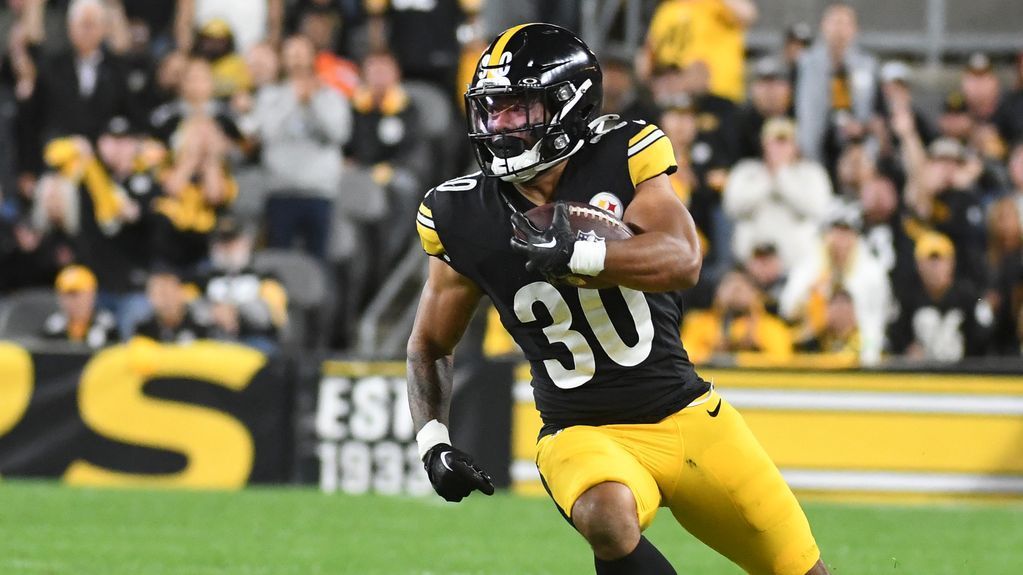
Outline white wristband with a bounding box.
[416,419,451,460]
[568,240,607,277]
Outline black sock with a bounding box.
[594,536,677,575]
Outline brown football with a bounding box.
[513,201,633,289]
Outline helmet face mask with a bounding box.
[467,87,549,158]
[464,24,603,184]
[466,84,570,182]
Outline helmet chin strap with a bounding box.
[490,140,542,182]
[492,138,585,183]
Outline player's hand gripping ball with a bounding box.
[510,201,633,289]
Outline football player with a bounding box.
[407,23,830,575]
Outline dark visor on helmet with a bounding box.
[466,86,549,159]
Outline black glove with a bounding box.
[423,443,495,502]
[510,202,575,281]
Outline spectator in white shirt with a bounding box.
[779,202,892,366]
[724,117,833,272]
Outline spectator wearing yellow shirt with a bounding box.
[795,289,861,364]
[191,18,253,99]
[681,269,794,364]
[644,0,758,102]
[779,202,891,366]
[152,116,238,269]
[42,118,165,335]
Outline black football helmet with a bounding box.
[465,23,603,183]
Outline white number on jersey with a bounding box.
[513,282,654,389]
[434,173,481,192]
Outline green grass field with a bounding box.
[0,481,1021,574]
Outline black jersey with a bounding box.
[887,280,993,361]
[417,120,710,435]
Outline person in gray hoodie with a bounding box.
[255,34,350,259]
[795,4,877,168]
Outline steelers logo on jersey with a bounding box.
[589,192,624,219]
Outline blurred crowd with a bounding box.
[634,2,1023,366]
[1,0,1022,366]
[0,0,482,353]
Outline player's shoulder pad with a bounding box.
[586,114,631,144]
[622,120,677,188]
[417,172,483,258]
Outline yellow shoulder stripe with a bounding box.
[419,203,433,218]
[628,134,677,187]
[628,124,658,147]
[417,221,444,257]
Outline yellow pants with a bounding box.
[535,391,820,575]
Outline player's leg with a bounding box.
[572,482,677,573]
[663,393,826,575]
[571,482,640,559]
[536,426,676,574]
[805,559,830,574]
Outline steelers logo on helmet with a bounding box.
[465,23,604,184]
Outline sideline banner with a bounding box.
[306,358,514,495]
[310,361,432,496]
[512,366,1023,499]
[0,340,291,488]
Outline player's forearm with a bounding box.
[405,347,454,432]
[600,232,702,292]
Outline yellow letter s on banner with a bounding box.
[64,340,266,489]
[0,343,34,480]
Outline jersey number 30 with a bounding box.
[513,282,654,389]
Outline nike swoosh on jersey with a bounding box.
[707,399,722,417]
[532,238,557,248]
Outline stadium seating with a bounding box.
[0,288,59,339]
[253,249,330,351]
[404,80,459,184]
